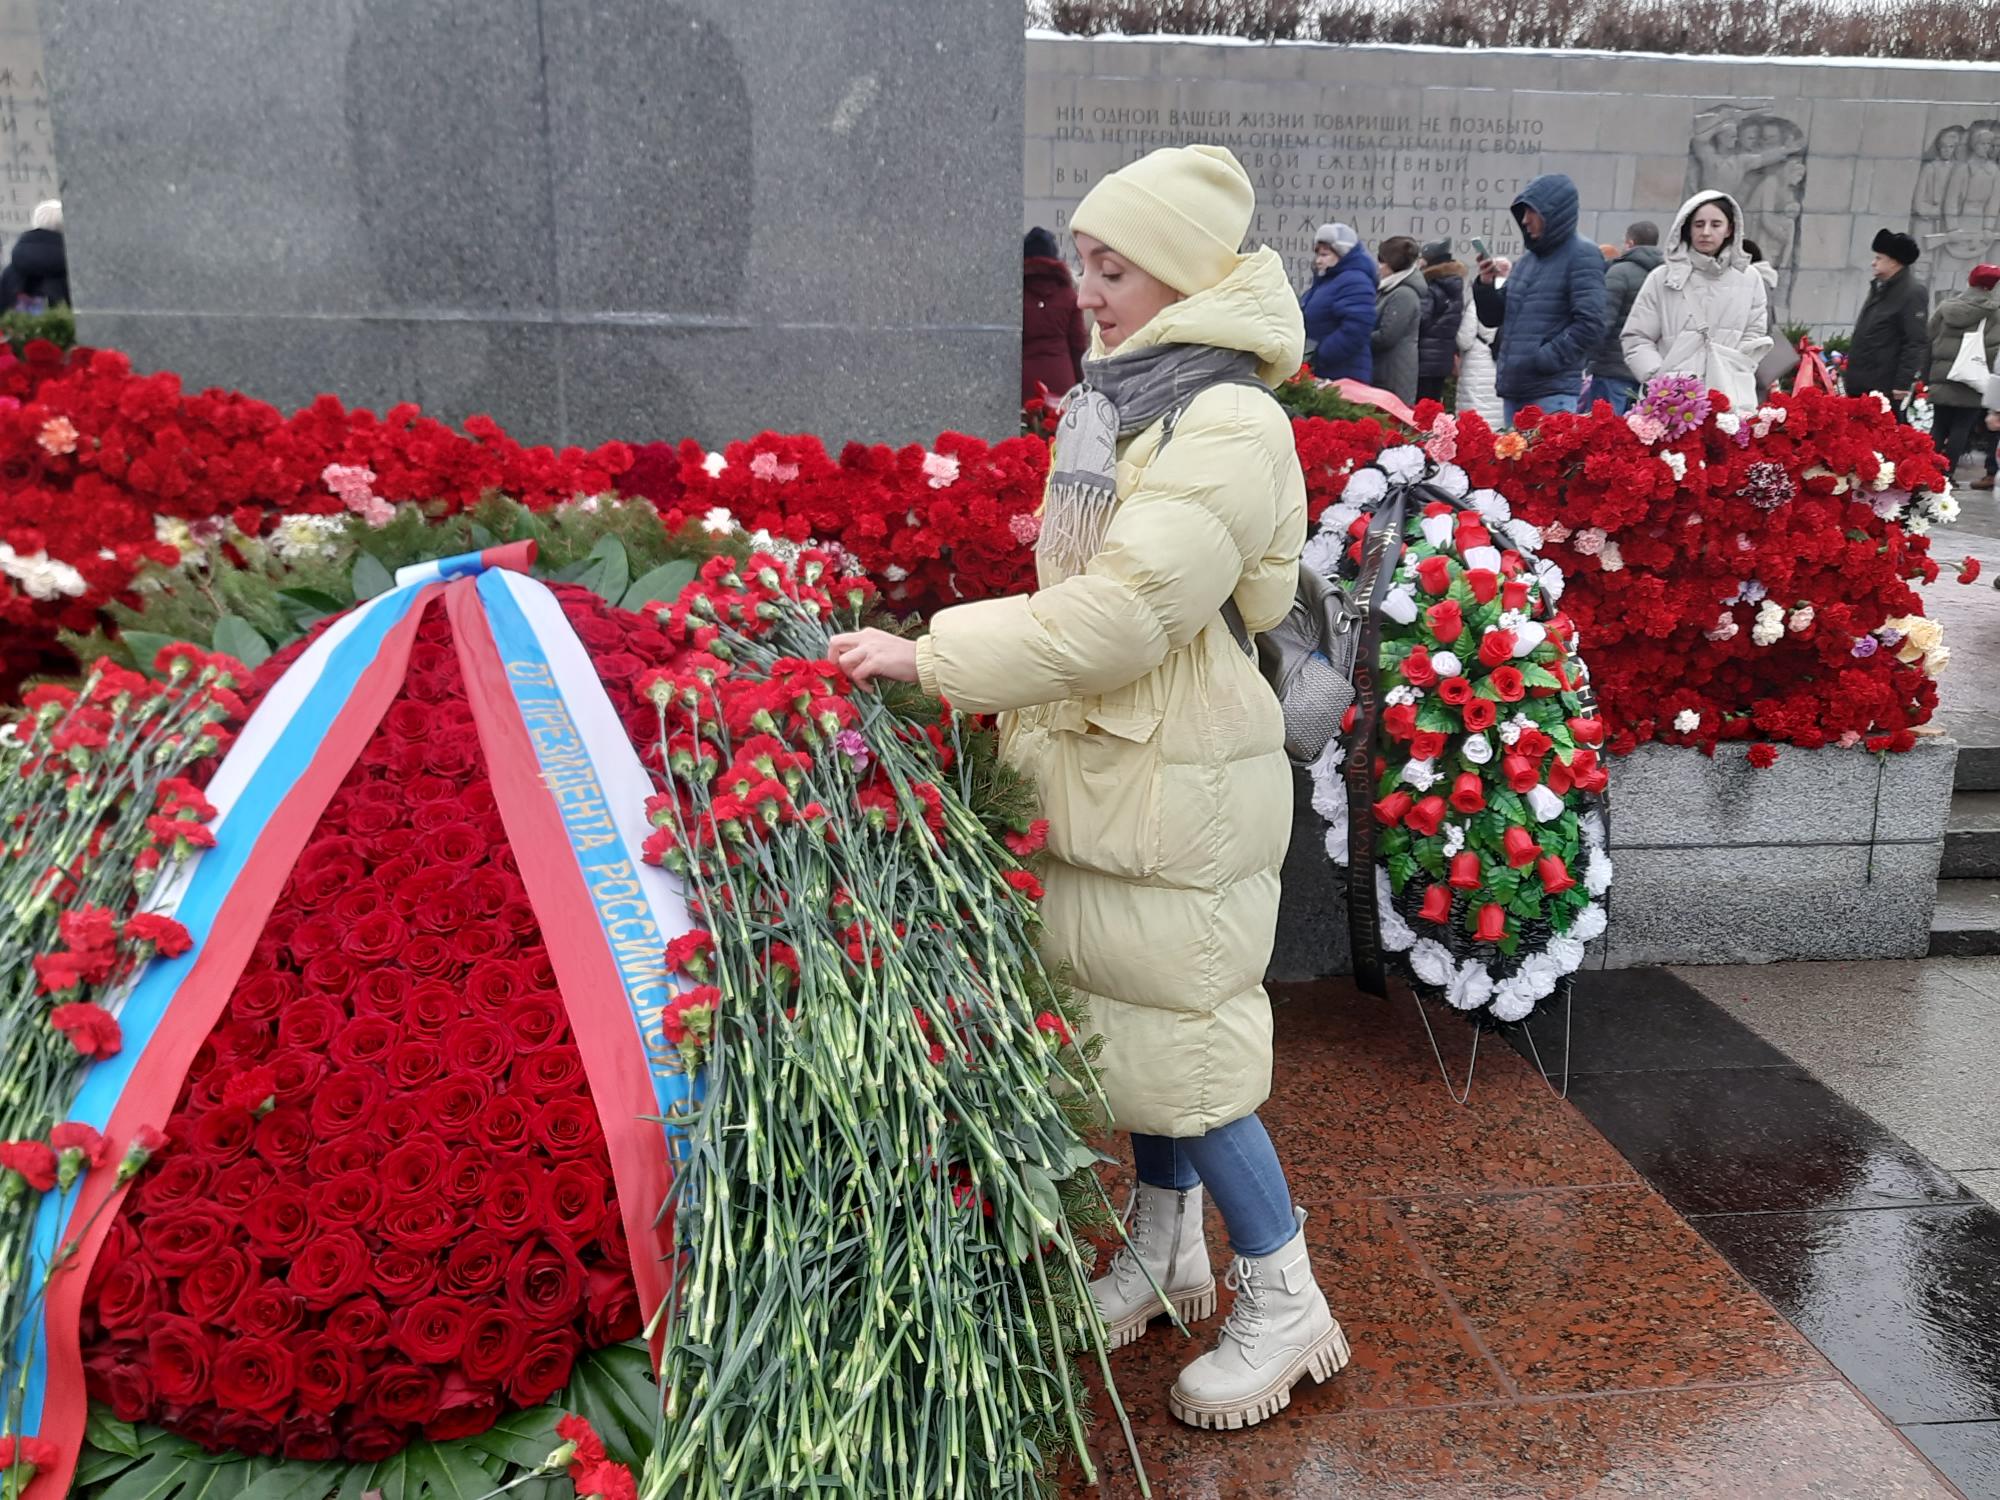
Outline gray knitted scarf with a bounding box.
[1042,342,1260,577]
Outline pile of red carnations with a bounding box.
[79,603,649,1461]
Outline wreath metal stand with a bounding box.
[1404,976,1574,1105]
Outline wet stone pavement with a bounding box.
[1063,975,1987,1498]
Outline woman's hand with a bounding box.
[828,628,920,687]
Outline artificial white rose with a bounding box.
[1527,785,1565,822]
[1464,545,1504,574]
[1460,733,1494,766]
[1380,586,1420,624]
[1511,620,1547,656]
[1401,758,1438,791]
[1432,650,1463,677]
[1421,512,1454,549]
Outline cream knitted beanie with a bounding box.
[1071,144,1254,295]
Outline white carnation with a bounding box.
[1598,541,1624,573]
[1324,500,1363,535]
[1569,903,1608,942]
[1433,463,1471,499]
[1872,456,1896,491]
[1302,530,1346,577]
[1505,521,1545,553]
[1490,981,1536,1022]
[1585,851,1614,897]
[1751,599,1786,648]
[1470,489,1512,527]
[1714,411,1742,435]
[1661,450,1687,481]
[1788,604,1815,634]
[1447,961,1494,1012]
[1580,812,1606,851]
[702,451,729,477]
[1378,445,1428,483]
[1547,935,1587,973]
[701,506,736,535]
[1533,558,1566,603]
[1674,708,1700,733]
[1343,468,1390,508]
[1409,939,1455,987]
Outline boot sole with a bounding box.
[1102,1279,1218,1350]
[1167,1320,1352,1430]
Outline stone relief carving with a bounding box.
[1915,119,2000,292]
[1689,106,1806,309]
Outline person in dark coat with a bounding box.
[1471,174,1608,427]
[1845,229,1929,408]
[1021,226,1085,404]
[0,200,67,311]
[1371,236,1426,406]
[1926,263,2000,469]
[1584,221,1662,414]
[1415,239,1465,406]
[1300,222,1375,383]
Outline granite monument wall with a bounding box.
[37,0,1022,448]
[0,0,57,260]
[1028,36,2000,335]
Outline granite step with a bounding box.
[1928,879,2000,957]
[1940,713,2000,792]
[1943,792,2000,879]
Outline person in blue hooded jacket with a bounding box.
[1471,176,1608,427]
[1300,222,1375,383]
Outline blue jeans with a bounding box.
[1503,392,1581,428]
[1131,1112,1296,1257]
[1582,376,1638,415]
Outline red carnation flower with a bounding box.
[50,1002,122,1057]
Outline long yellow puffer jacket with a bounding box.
[916,247,1307,1137]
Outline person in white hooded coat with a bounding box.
[1621,191,1772,411]
[1454,256,1506,427]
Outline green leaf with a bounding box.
[462,1408,563,1471]
[1414,840,1447,879]
[468,522,497,550]
[1387,851,1418,890]
[1415,700,1458,734]
[561,1342,657,1467]
[278,586,348,618]
[234,1462,348,1500]
[211,615,272,669]
[621,558,697,612]
[1487,787,1528,825]
[119,629,185,677]
[1517,663,1560,689]
[405,1443,491,1500]
[86,1410,144,1459]
[351,552,395,601]
[1509,887,1546,920]
[96,1453,204,1500]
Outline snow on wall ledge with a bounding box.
[1027,33,2000,336]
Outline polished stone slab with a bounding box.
[1509,968,1792,1075]
[1698,1202,2000,1426]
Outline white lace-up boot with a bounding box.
[1167,1207,1349,1429]
[1089,1182,1216,1349]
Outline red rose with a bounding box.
[243,1186,312,1257]
[438,1231,512,1299]
[1401,645,1438,687]
[443,1147,492,1203]
[1408,730,1448,763]
[424,822,486,868]
[1372,791,1414,828]
[134,1154,210,1215]
[1437,675,1473,706]
[213,1337,296,1414]
[377,1198,462,1253]
[385,1040,444,1092]
[284,915,342,963]
[1448,852,1483,890]
[1516,727,1554,761]
[378,1139,448,1204]
[363,1363,442,1425]
[95,1359,155,1424]
[583,1265,642,1345]
[506,1237,586,1328]
[442,1019,515,1079]
[1462,698,1498,732]
[371,1248,440,1305]
[542,1162,609,1242]
[351,969,412,1016]
[92,1255,161,1333]
[1448,772,1485,815]
[1475,903,1508,943]
[324,1295,392,1350]
[266,1047,328,1102]
[1502,578,1531,610]
[424,1075,494,1137]
[478,1097,534,1154]
[1464,567,1499,603]
[1415,555,1452,594]
[532,1098,605,1159]
[1568,716,1605,745]
[1478,629,1516,667]
[1381,702,1418,740]
[1402,795,1447,839]
[1489,666,1526,702]
[344,1419,408,1463]
[310,1070,387,1137]
[1417,884,1453,925]
[459,1307,531,1383]
[382,1097,429,1143]
[404,979,460,1031]
[506,1330,578,1408]
[1503,826,1543,868]
[306,1171,382,1230]
[329,1015,401,1068]
[307,1138,377,1179]
[292,1335,360,1416]
[140,1210,225,1272]
[1425,599,1464,643]
[146,1317,215,1403]
[210,1159,274,1211]
[1502,754,1540,794]
[503,994,566,1052]
[178,1246,253,1325]
[275,995,344,1051]
[253,1106,313,1169]
[392,1295,469,1364]
[466,961,529,1013]
[286,1224,372,1312]
[401,937,460,981]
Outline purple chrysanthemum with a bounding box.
[1632,372,1712,440]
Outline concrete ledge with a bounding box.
[1268,737,1957,979]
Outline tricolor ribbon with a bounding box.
[21,544,695,1497]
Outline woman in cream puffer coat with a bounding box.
[1621,191,1772,411]
[828,144,1349,1434]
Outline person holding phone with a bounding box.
[1471,175,1609,427]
